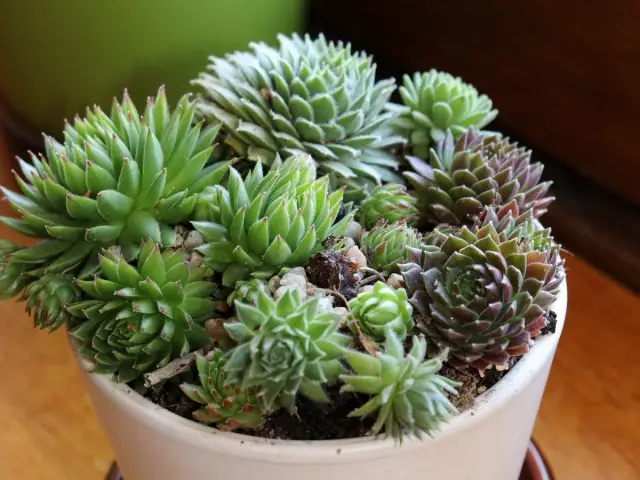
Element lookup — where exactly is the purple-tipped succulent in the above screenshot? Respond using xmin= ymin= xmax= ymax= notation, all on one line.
xmin=404 ymin=129 xmax=554 ymax=226
xmin=401 ymin=221 xmax=562 ymax=371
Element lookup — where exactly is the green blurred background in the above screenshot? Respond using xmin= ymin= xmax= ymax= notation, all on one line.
xmin=0 ymin=0 xmax=304 ymax=137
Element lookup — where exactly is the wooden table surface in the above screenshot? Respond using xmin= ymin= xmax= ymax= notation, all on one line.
xmin=0 ymin=133 xmax=638 ymax=479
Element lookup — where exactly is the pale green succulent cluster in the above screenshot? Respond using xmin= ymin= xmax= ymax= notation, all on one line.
xmin=348 ymin=281 xmax=414 ymax=342
xmin=0 ymin=31 xmax=565 ymax=443
xmin=360 ymin=220 xmax=423 ymax=272
xmin=341 ymin=330 xmax=459 ymax=441
xmin=194 ymin=33 xmax=404 ymax=200
xmin=68 ymin=240 xmax=216 ymax=382
xmin=359 ymin=184 xmax=418 ymax=229
xmin=388 ymin=70 xmax=498 ymax=158
xmin=224 ymin=285 xmax=350 ymax=412
xmin=192 ymin=154 xmax=353 ymax=287
xmin=1 ymin=87 xmax=230 ymax=262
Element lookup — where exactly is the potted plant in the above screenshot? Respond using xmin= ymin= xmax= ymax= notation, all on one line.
xmin=0 ymin=33 xmax=566 ymax=480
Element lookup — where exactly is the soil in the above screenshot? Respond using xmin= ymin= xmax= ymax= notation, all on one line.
xmin=140 ymin=302 xmax=559 ymax=439
xmin=238 ymin=384 xmax=375 ymax=440
xmin=147 ymin=382 xmax=199 ymax=420
xmin=305 ymin=251 xmax=360 ymax=302
xmin=540 ymin=310 xmax=558 ymax=335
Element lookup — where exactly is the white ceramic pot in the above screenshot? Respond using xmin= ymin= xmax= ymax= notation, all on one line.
xmin=75 ymin=281 xmax=567 ymax=480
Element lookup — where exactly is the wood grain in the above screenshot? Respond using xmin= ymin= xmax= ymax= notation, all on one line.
xmin=1 ymin=134 xmax=639 ymax=478
xmin=309 ymin=0 xmax=640 ymax=205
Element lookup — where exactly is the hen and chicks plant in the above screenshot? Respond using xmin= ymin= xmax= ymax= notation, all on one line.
xmin=0 ymin=31 xmax=565 ymax=443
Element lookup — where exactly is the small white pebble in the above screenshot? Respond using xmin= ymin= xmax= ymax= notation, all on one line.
xmin=341 ymin=237 xmax=355 ymax=250
xmin=280 ymin=273 xmax=307 ymax=288
xmin=346 ymin=245 xmax=367 ymax=269
xmin=386 ymin=273 xmax=405 ymax=289
xmin=358 ymin=285 xmax=374 ymax=294
xmin=477 ymin=386 xmax=487 ymax=394
xmin=333 ymin=307 xmax=348 ymax=317
xmin=344 ymin=221 xmax=363 ymax=241
xmin=275 ymin=285 xmax=307 ymax=300
xmin=287 ymin=266 xmax=307 ymax=278
xmin=188 ymin=251 xmax=204 ymax=268
xmin=268 ymin=276 xmax=281 ymax=292
xmin=316 ymin=296 xmax=334 ymax=312
xmin=184 ymin=230 xmax=204 ymax=250
xmin=495 ymin=363 xmax=510 ymax=372
xmin=173 ymin=234 xmax=184 ymax=247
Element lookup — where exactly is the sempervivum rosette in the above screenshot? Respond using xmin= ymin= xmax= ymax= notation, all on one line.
xmin=358 ymin=183 xmax=418 ymax=229
xmin=348 ymin=281 xmax=414 ymax=342
xmin=401 ymin=222 xmax=561 ymax=371
xmin=0 ymin=87 xmax=230 ymax=264
xmin=194 ymin=33 xmax=403 ymax=199
xmin=387 ymin=70 xmax=498 ymax=158
xmin=67 ymin=241 xmax=216 ymax=382
xmin=360 ymin=220 xmax=423 ymax=273
xmin=340 ymin=330 xmax=459 ymax=442
xmin=404 ymin=129 xmax=554 ymax=226
xmin=192 ymin=154 xmax=353 ymax=288
xmin=224 ymin=285 xmax=351 ymax=412
xmin=0 ymin=240 xmax=84 ymax=331
xmin=180 ymin=350 xmax=265 ymax=431
xmin=473 ymin=200 xmax=566 ymax=296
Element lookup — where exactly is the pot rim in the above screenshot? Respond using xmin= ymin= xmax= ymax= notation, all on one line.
xmin=75 ymin=280 xmax=567 ymax=463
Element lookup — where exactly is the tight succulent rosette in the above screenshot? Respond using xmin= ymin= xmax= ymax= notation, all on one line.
xmin=359 ymin=184 xmax=418 ymax=229
xmin=224 ymin=285 xmax=351 ymax=412
xmin=193 ymin=154 xmax=353 ymax=287
xmin=180 ymin=350 xmax=265 ymax=430
xmin=68 ymin=241 xmax=216 ymax=382
xmin=0 ymin=87 xmax=230 ymax=265
xmin=404 ymin=129 xmax=554 ymax=226
xmin=348 ymin=281 xmax=414 ymax=342
xmin=387 ymin=70 xmax=498 ymax=158
xmin=401 ymin=222 xmax=562 ymax=371
xmin=360 ymin=220 xmax=423 ymax=272
xmin=341 ymin=330 xmax=459 ymax=441
xmin=194 ymin=33 xmax=403 ymax=198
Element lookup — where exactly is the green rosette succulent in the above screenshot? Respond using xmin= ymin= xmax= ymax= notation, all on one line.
xmin=358 ymin=184 xmax=418 ymax=229
xmin=0 ymin=87 xmax=231 ymax=263
xmin=223 ymin=286 xmax=351 ymax=412
xmin=180 ymin=350 xmax=265 ymax=431
xmin=360 ymin=221 xmax=423 ymax=273
xmin=0 ymin=240 xmax=33 ymax=300
xmin=192 ymin=154 xmax=354 ymax=288
xmin=340 ymin=330 xmax=459 ymax=442
xmin=0 ymin=240 xmax=88 ymax=331
xmin=194 ymin=33 xmax=404 ymax=195
xmin=67 ymin=240 xmax=216 ymax=382
xmin=388 ymin=70 xmax=498 ymax=158
xmin=348 ymin=281 xmax=414 ymax=342
xmin=22 ymin=273 xmax=81 ymax=331
xmin=401 ymin=223 xmax=560 ymax=371
xmin=404 ymin=129 xmax=554 ymax=226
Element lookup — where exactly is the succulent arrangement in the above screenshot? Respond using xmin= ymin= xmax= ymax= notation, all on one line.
xmin=0 ymin=32 xmax=565 ymax=444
